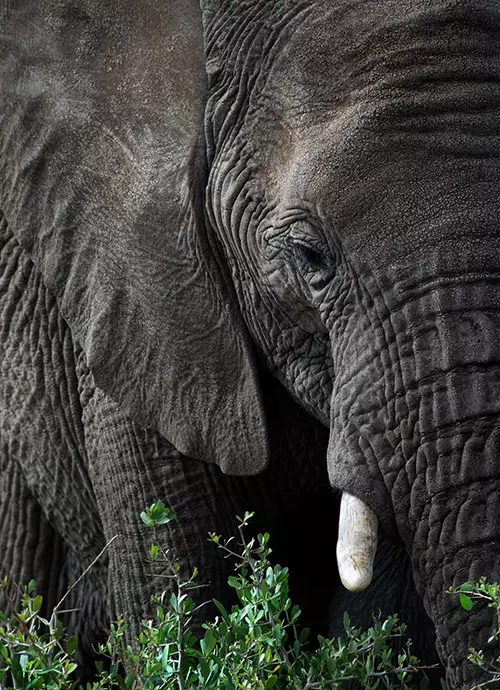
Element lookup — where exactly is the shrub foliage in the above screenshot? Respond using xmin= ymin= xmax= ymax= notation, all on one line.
xmin=0 ymin=504 xmax=472 ymax=689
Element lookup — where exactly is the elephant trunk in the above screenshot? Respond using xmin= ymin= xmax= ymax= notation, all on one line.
xmin=328 ymin=271 xmax=500 ymax=688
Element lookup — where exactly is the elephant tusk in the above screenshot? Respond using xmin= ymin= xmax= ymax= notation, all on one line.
xmin=336 ymin=492 xmax=378 ymax=592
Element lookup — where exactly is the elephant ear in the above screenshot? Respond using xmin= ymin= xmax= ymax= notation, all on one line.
xmin=0 ymin=0 xmax=268 ymax=474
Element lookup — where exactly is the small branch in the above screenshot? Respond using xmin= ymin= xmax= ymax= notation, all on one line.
xmin=107 ymin=631 xmax=147 ymax=690
xmin=176 ymin=578 xmax=186 ymax=690
xmin=152 ymin=525 xmax=188 ymax=690
xmin=234 ymin=522 xmax=303 ymax=690
xmin=305 ymin=664 xmax=438 ymax=686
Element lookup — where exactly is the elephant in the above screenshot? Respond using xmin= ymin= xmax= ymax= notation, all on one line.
xmin=1 ymin=0 xmax=500 ymax=687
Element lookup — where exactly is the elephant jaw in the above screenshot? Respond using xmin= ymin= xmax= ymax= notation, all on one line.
xmin=336 ymin=492 xmax=379 ymax=591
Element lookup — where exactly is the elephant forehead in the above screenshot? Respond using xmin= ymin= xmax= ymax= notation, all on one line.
xmin=255 ymin=0 xmax=500 ymax=113
xmin=236 ymin=2 xmax=500 ymax=274
xmin=259 ymin=113 xmax=500 ymax=265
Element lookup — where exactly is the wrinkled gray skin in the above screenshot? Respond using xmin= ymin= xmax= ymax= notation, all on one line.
xmin=1 ymin=0 xmax=500 ymax=687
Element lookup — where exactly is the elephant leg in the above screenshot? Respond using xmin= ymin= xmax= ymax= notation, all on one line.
xmin=0 ymin=442 xmax=108 ymax=668
xmin=0 ymin=219 xmax=109 ymax=654
xmin=0 ymin=439 xmax=66 ymax=613
xmin=78 ymin=375 xmax=246 ymax=640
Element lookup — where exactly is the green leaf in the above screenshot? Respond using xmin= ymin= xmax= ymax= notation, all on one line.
xmin=161 ymin=644 xmax=170 ymax=670
xmin=170 ymin=592 xmax=178 ymax=612
xmin=264 ymin=676 xmax=278 ymax=689
xmin=373 ymin=633 xmax=384 ymax=655
xmin=199 ymin=658 xmax=211 ymax=681
xmin=125 ymin=674 xmax=136 ymax=690
xmin=213 ymin=599 xmax=229 ymax=621
xmin=66 ymin=635 xmax=78 ymax=655
xmin=156 ymin=513 xmax=175 ymax=525
xmin=381 ymin=617 xmax=394 ymax=635
xmin=290 ymin=605 xmax=301 ymax=623
xmin=140 ymin=511 xmax=153 ymax=526
xmin=53 ymin=618 xmax=64 ymax=641
xmin=203 ymin=629 xmax=217 ymax=656
xmin=459 ymin=593 xmax=473 ymax=611
xmin=143 ymin=502 xmax=176 ymax=526
xmin=299 ymin=627 xmax=310 ymax=644
xmin=10 ymin=654 xmax=22 ymax=682
xmin=32 ymin=595 xmax=43 ymax=613
xmin=459 ymin=583 xmax=475 ymax=592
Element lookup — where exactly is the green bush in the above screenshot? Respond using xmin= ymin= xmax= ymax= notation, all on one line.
xmin=0 ymin=505 xmax=451 ymax=689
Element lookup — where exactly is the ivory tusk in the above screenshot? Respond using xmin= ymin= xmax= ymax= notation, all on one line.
xmin=336 ymin=492 xmax=378 ymax=592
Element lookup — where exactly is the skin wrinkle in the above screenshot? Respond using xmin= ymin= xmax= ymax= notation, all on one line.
xmin=209 ymin=10 xmax=361 ymax=419
xmin=3 ymin=0 xmax=271 ymax=473
xmin=350 ymin=282 xmax=500 ymax=482
xmin=349 ymin=284 xmax=500 ymax=418
xmin=0 ymin=454 xmax=66 ymax=613
xmin=2 ymin=188 xmax=362 ymax=665
xmin=79 ymin=351 xmax=338 ymax=643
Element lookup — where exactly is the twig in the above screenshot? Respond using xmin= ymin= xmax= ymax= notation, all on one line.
xmin=176 ymin=577 xmax=186 ymax=690
xmin=152 ymin=526 xmax=188 ymax=690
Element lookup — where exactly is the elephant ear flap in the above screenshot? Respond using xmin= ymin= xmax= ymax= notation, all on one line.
xmin=0 ymin=0 xmax=269 ymax=474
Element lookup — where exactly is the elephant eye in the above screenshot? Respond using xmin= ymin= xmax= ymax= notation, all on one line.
xmin=292 ymin=242 xmax=326 ymax=271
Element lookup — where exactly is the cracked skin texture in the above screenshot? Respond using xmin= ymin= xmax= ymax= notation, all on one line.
xmin=2 ymin=0 xmax=500 ymax=687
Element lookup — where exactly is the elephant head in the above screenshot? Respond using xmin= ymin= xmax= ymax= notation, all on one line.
xmin=201 ymin=1 xmax=500 ymax=685
xmin=2 ymin=0 xmax=500 ymax=687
